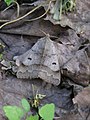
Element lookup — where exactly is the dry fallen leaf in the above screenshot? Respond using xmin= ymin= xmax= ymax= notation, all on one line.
xmin=73 ymin=87 xmax=90 ymax=119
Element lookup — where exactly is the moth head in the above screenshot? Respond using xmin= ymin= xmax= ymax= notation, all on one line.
xmin=13 ymin=56 xmax=21 ymax=66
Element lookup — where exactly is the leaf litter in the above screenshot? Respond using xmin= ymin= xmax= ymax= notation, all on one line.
xmin=0 ymin=0 xmax=90 ymax=120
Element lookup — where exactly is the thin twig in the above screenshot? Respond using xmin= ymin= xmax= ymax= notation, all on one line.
xmin=2 ymin=4 xmax=14 ymax=13
xmin=0 ymin=20 xmax=9 ymax=23
xmin=13 ymin=1 xmax=20 ymax=17
xmin=26 ymin=1 xmax=51 ymax=22
xmin=0 ymin=5 xmax=42 ymax=29
xmin=0 ymin=1 xmax=20 ymax=22
xmin=0 ymin=0 xmax=55 ymax=29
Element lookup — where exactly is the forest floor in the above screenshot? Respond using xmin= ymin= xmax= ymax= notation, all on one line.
xmin=0 ymin=0 xmax=90 ymax=120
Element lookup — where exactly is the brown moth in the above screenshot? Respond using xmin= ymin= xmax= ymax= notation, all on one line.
xmin=13 ymin=37 xmax=61 ymax=85
xmin=13 ymin=37 xmax=90 ymax=86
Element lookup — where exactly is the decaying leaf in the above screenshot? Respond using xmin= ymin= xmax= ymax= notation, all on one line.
xmin=1 ymin=60 xmax=12 ymax=70
xmin=73 ymin=87 xmax=90 ymax=119
xmin=73 ymin=86 xmax=90 ymax=106
xmin=45 ymin=0 xmax=90 ymax=39
xmin=62 ymin=47 xmax=90 ymax=86
xmin=14 ymin=36 xmax=90 ymax=86
xmin=1 ymin=59 xmax=16 ymax=71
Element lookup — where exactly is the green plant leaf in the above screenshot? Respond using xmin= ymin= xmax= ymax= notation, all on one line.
xmin=53 ymin=0 xmax=60 ymax=20
xmin=0 ymin=54 xmax=3 ymax=60
xmin=21 ymin=98 xmax=30 ymax=112
xmin=4 ymin=0 xmax=14 ymax=6
xmin=3 ymin=106 xmax=24 ymax=120
xmin=26 ymin=115 xmax=39 ymax=120
xmin=39 ymin=103 xmax=55 ymax=120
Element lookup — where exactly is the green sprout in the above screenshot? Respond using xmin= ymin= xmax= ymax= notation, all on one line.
xmin=4 ymin=0 xmax=16 ymax=6
xmin=3 ymin=98 xmax=55 ymax=120
xmin=50 ymin=0 xmax=76 ymax=20
xmin=0 ymin=43 xmax=5 ymax=61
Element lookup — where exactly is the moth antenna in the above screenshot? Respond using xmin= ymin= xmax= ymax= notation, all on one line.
xmin=40 ymin=29 xmax=50 ymax=38
xmin=40 ymin=29 xmax=58 ymax=39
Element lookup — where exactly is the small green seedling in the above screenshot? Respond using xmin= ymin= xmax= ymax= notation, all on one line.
xmin=50 ymin=0 xmax=76 ymax=20
xmin=3 ymin=98 xmax=55 ymax=120
xmin=28 ymin=85 xmax=46 ymax=108
xmin=4 ymin=0 xmax=16 ymax=6
xmin=3 ymin=106 xmax=24 ymax=120
xmin=39 ymin=103 xmax=55 ymax=120
xmin=29 ymin=93 xmax=46 ymax=108
xmin=0 ymin=43 xmax=5 ymax=61
xmin=3 ymin=98 xmax=30 ymax=120
xmin=0 ymin=54 xmax=3 ymax=60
